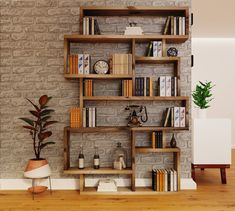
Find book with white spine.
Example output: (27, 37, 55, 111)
(153, 41, 158, 57)
(83, 54, 90, 74)
(165, 76, 171, 97)
(157, 41, 162, 57)
(78, 54, 83, 74)
(180, 107, 186, 127)
(159, 76, 166, 96)
(174, 107, 180, 127)
(173, 170, 177, 191)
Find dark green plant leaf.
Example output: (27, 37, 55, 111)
(40, 109, 54, 116)
(26, 98, 40, 112)
(43, 121, 58, 128)
(41, 116, 51, 122)
(29, 110, 39, 118)
(19, 118, 34, 126)
(39, 141, 55, 150)
(23, 125, 37, 131)
(38, 131, 52, 141)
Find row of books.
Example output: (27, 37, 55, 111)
(158, 76, 177, 97)
(111, 54, 132, 75)
(163, 16, 186, 35)
(152, 131, 165, 148)
(84, 80, 93, 96)
(68, 54, 90, 75)
(82, 107, 97, 128)
(135, 77, 153, 96)
(152, 168, 178, 192)
(83, 17, 101, 35)
(163, 107, 186, 128)
(70, 107, 81, 128)
(145, 41, 163, 57)
(121, 80, 133, 97)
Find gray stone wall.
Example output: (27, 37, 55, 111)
(0, 0, 191, 179)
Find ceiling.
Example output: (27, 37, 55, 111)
(192, 0, 235, 38)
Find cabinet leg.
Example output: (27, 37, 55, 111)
(220, 168, 227, 184)
(79, 174, 84, 192)
(191, 164, 196, 181)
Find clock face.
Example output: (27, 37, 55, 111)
(94, 60, 109, 74)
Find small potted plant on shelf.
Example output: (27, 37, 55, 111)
(192, 81, 214, 118)
(19, 95, 57, 192)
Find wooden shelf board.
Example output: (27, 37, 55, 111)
(64, 167, 133, 175)
(135, 147, 180, 153)
(81, 6, 188, 17)
(64, 34, 189, 43)
(130, 126, 189, 132)
(65, 126, 128, 133)
(135, 56, 180, 64)
(64, 74, 133, 79)
(83, 96, 189, 101)
(80, 187, 177, 195)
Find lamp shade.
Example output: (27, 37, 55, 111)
(24, 159, 51, 179)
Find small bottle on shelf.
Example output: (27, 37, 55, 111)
(93, 146, 100, 169)
(78, 145, 85, 169)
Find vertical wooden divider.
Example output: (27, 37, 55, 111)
(175, 59, 181, 96)
(64, 39, 69, 74)
(79, 78, 84, 127)
(131, 130, 136, 191)
(174, 151, 181, 190)
(64, 127, 70, 170)
(162, 39, 166, 57)
(79, 7, 84, 34)
(131, 39, 136, 96)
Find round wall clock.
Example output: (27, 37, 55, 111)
(93, 60, 109, 74)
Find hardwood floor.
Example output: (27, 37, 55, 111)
(0, 150, 234, 211)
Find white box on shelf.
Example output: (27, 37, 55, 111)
(192, 119, 231, 164)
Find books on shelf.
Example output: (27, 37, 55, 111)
(68, 54, 90, 75)
(145, 41, 162, 57)
(82, 107, 96, 128)
(135, 77, 153, 96)
(163, 107, 186, 127)
(121, 80, 133, 97)
(83, 17, 101, 35)
(70, 107, 81, 128)
(111, 54, 132, 75)
(157, 76, 177, 96)
(152, 168, 178, 192)
(83, 80, 93, 97)
(97, 179, 117, 192)
(163, 16, 186, 35)
(152, 131, 165, 148)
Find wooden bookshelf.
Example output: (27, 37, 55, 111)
(63, 5, 190, 194)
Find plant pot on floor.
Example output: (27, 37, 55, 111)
(197, 109, 207, 119)
(24, 159, 51, 179)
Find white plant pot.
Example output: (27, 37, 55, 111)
(198, 109, 207, 119)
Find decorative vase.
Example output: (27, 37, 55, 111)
(198, 109, 207, 119)
(170, 134, 177, 148)
(24, 159, 51, 179)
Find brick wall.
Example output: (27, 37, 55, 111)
(0, 0, 191, 179)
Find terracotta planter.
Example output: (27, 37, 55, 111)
(24, 159, 51, 179)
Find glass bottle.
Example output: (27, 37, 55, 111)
(93, 146, 100, 169)
(113, 142, 127, 169)
(78, 145, 85, 169)
(170, 133, 177, 148)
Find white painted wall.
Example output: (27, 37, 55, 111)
(192, 38, 235, 147)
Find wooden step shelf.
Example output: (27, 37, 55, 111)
(64, 167, 133, 175)
(65, 126, 128, 133)
(83, 96, 189, 101)
(65, 34, 189, 44)
(130, 126, 189, 132)
(135, 147, 180, 153)
(64, 74, 133, 79)
(135, 56, 180, 64)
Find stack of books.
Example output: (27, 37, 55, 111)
(152, 131, 165, 148)
(163, 107, 186, 128)
(145, 41, 163, 57)
(135, 77, 153, 96)
(152, 168, 178, 192)
(82, 107, 96, 128)
(68, 54, 90, 75)
(83, 17, 101, 35)
(83, 80, 93, 96)
(97, 179, 117, 192)
(121, 80, 133, 97)
(163, 16, 186, 35)
(111, 54, 132, 75)
(70, 107, 81, 128)
(157, 76, 177, 96)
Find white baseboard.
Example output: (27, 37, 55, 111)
(0, 178, 196, 190)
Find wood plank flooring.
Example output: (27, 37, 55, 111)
(0, 150, 234, 211)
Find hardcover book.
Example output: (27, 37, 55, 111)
(174, 107, 180, 127)
(78, 54, 84, 74)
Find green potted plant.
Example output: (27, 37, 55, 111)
(19, 95, 57, 181)
(192, 81, 214, 118)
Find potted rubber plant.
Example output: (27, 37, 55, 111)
(192, 81, 214, 118)
(19, 95, 57, 180)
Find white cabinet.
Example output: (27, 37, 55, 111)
(192, 119, 231, 165)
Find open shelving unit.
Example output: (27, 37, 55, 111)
(63, 6, 190, 194)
